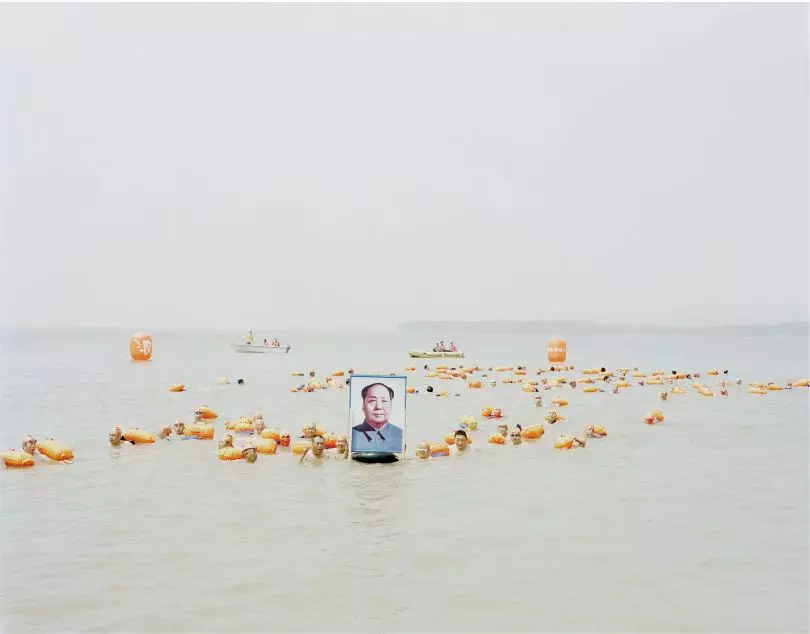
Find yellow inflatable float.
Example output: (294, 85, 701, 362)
(36, 439, 74, 461)
(185, 424, 214, 439)
(218, 447, 244, 461)
(582, 386, 598, 393)
(488, 434, 505, 445)
(168, 384, 186, 393)
(767, 384, 784, 391)
(520, 424, 545, 439)
(748, 387, 767, 395)
(551, 398, 568, 407)
(4, 450, 34, 468)
(254, 438, 277, 455)
(123, 429, 155, 444)
(553, 435, 575, 450)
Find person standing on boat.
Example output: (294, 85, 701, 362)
(247, 330, 254, 345)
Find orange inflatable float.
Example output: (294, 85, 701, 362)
(168, 384, 186, 393)
(748, 387, 767, 395)
(707, 369, 719, 376)
(429, 443, 450, 456)
(488, 434, 505, 445)
(767, 384, 784, 391)
(254, 438, 277, 455)
(443, 434, 472, 446)
(468, 380, 482, 388)
(406, 386, 416, 394)
(185, 424, 214, 439)
(261, 428, 281, 441)
(123, 429, 155, 444)
(36, 439, 74, 461)
(553, 435, 574, 450)
(218, 447, 244, 461)
(592, 425, 608, 437)
(547, 339, 567, 363)
(291, 440, 310, 455)
(332, 370, 344, 377)
(551, 399, 568, 407)
(4, 450, 34, 468)
(582, 386, 598, 393)
(197, 407, 218, 420)
(520, 424, 545, 439)
(129, 332, 153, 361)
(793, 378, 810, 387)
(226, 420, 254, 432)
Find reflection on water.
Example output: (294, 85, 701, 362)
(1, 330, 808, 632)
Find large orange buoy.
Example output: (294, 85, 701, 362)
(548, 339, 567, 364)
(130, 332, 153, 361)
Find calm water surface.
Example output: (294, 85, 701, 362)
(1, 330, 808, 633)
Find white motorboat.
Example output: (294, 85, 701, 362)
(231, 343, 291, 354)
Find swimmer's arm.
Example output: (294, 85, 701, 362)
(299, 446, 310, 463)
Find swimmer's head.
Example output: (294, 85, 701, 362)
(109, 426, 123, 446)
(303, 423, 317, 439)
(510, 428, 522, 445)
(242, 445, 258, 463)
(193, 408, 204, 422)
(173, 420, 186, 435)
(158, 425, 172, 439)
(279, 431, 291, 447)
(311, 435, 326, 456)
(659, 391, 668, 401)
(454, 429, 469, 451)
(22, 435, 37, 454)
(497, 423, 508, 437)
(253, 419, 266, 434)
(415, 441, 430, 460)
(335, 435, 348, 454)
(736, 378, 742, 385)
(218, 433, 234, 449)
(584, 424, 595, 438)
(570, 380, 577, 388)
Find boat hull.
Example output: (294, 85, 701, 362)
(231, 344, 291, 354)
(408, 349, 464, 358)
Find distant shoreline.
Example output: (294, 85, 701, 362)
(397, 321, 809, 337)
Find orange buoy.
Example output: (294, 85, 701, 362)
(488, 434, 506, 444)
(197, 407, 218, 420)
(492, 408, 503, 418)
(406, 386, 416, 394)
(129, 332, 153, 361)
(168, 384, 186, 393)
(547, 338, 567, 364)
(429, 443, 450, 456)
(481, 407, 493, 418)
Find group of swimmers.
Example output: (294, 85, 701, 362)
(432, 341, 457, 352)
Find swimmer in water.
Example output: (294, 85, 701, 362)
(415, 441, 431, 460)
(173, 420, 186, 436)
(570, 380, 577, 389)
(454, 429, 470, 452)
(240, 443, 257, 463)
(278, 431, 292, 448)
(572, 436, 586, 448)
(193, 409, 205, 424)
(659, 391, 668, 401)
(22, 435, 37, 455)
(253, 418, 266, 435)
(301, 423, 317, 439)
(109, 426, 135, 447)
(300, 435, 326, 462)
(720, 389, 728, 396)
(509, 427, 522, 445)
(158, 425, 172, 440)
(333, 435, 348, 459)
(218, 433, 234, 450)
(584, 424, 595, 439)
(497, 423, 508, 438)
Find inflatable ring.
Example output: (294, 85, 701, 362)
(36, 439, 74, 461)
(351, 452, 399, 464)
(4, 450, 34, 468)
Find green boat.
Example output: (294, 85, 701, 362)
(408, 349, 465, 359)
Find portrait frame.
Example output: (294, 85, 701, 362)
(348, 374, 408, 455)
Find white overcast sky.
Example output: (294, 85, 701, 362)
(1, 3, 807, 330)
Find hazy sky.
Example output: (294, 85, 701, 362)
(1, 3, 807, 331)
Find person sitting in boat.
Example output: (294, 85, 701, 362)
(448, 342, 457, 352)
(439, 341, 446, 352)
(272, 338, 280, 347)
(246, 330, 254, 345)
